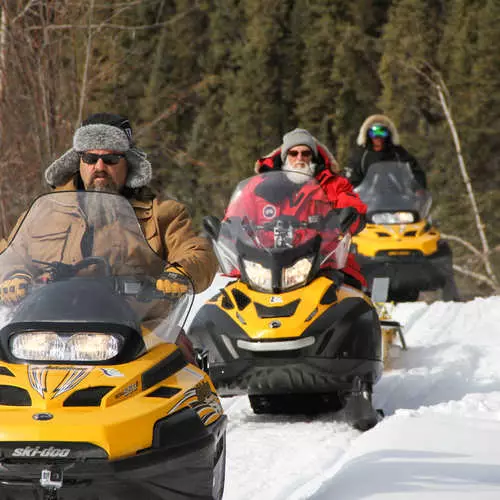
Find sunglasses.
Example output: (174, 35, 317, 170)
(288, 149, 312, 158)
(368, 125, 390, 139)
(80, 152, 125, 165)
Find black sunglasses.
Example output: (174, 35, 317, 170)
(288, 149, 312, 158)
(80, 152, 125, 165)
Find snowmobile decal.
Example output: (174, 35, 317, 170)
(28, 366, 92, 399)
(166, 384, 223, 423)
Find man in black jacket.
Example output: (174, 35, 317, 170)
(344, 114, 426, 189)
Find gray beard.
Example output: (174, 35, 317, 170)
(88, 178, 120, 194)
(282, 160, 316, 184)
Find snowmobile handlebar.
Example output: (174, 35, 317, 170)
(30, 257, 185, 303)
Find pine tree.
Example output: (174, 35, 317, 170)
(223, 0, 293, 175)
(331, 0, 391, 165)
(295, 1, 343, 144)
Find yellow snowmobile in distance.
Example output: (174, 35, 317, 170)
(352, 161, 459, 302)
(0, 191, 226, 500)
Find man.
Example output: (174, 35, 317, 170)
(344, 114, 427, 189)
(246, 128, 368, 289)
(0, 112, 217, 304)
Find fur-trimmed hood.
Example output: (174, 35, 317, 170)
(356, 114, 400, 146)
(255, 138, 340, 174)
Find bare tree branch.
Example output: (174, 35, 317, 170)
(11, 0, 39, 24)
(397, 58, 498, 287)
(440, 233, 483, 260)
(76, 0, 95, 126)
(25, 8, 199, 32)
(452, 264, 497, 291)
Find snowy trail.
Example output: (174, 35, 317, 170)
(222, 396, 360, 500)
(216, 296, 500, 499)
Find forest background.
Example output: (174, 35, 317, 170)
(1, 0, 499, 297)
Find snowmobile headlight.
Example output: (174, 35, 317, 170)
(10, 332, 123, 362)
(243, 259, 272, 292)
(282, 257, 313, 290)
(371, 212, 415, 225)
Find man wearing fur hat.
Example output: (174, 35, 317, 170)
(344, 114, 426, 189)
(234, 128, 368, 289)
(0, 112, 217, 304)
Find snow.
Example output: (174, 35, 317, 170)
(188, 279, 500, 499)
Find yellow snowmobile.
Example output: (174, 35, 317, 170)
(0, 192, 226, 500)
(352, 161, 459, 302)
(189, 171, 384, 431)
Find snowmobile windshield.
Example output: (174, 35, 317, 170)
(215, 171, 351, 292)
(355, 161, 432, 223)
(0, 191, 194, 359)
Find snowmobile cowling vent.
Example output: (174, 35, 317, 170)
(231, 289, 251, 310)
(147, 386, 182, 398)
(254, 300, 300, 318)
(0, 385, 32, 406)
(63, 386, 114, 407)
(142, 350, 187, 391)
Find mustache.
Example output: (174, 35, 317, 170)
(91, 172, 110, 181)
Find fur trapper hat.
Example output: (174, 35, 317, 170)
(356, 114, 400, 146)
(45, 113, 152, 188)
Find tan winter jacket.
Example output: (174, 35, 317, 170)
(2, 179, 217, 293)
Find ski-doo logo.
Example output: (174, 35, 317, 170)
(12, 446, 71, 458)
(263, 205, 276, 219)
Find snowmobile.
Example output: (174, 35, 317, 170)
(352, 161, 459, 302)
(0, 191, 226, 500)
(188, 171, 384, 431)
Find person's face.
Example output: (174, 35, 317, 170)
(371, 137, 385, 152)
(79, 149, 128, 193)
(286, 146, 313, 170)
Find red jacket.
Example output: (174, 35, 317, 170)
(252, 145, 367, 287)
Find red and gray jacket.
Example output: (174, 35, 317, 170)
(245, 145, 368, 287)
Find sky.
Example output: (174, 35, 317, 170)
(188, 278, 500, 499)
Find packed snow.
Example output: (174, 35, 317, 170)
(189, 277, 500, 499)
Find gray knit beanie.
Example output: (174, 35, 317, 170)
(45, 113, 152, 188)
(280, 128, 318, 162)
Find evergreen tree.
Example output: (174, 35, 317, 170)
(331, 0, 391, 165)
(295, 1, 344, 144)
(223, 0, 293, 175)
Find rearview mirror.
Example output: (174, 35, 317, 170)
(371, 277, 390, 303)
(202, 215, 221, 241)
(338, 207, 359, 233)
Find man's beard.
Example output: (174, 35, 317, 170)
(84, 176, 122, 230)
(282, 159, 316, 184)
(87, 173, 120, 194)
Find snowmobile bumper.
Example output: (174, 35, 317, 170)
(357, 240, 453, 292)
(0, 409, 227, 500)
(211, 357, 383, 396)
(190, 298, 383, 397)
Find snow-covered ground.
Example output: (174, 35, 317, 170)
(188, 278, 500, 499)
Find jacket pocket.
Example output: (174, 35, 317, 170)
(29, 228, 71, 262)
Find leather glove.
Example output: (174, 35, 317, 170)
(156, 265, 191, 297)
(0, 272, 31, 305)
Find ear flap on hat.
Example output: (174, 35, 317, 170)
(124, 147, 152, 188)
(44, 149, 81, 187)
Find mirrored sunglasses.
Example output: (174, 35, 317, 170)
(368, 125, 390, 139)
(80, 152, 125, 165)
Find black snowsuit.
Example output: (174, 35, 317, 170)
(345, 143, 427, 189)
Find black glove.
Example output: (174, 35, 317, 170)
(0, 272, 31, 305)
(156, 265, 191, 297)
